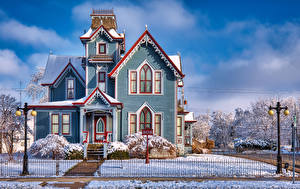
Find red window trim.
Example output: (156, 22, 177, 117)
(51, 114, 59, 135)
(98, 43, 106, 54)
(154, 114, 161, 136)
(139, 65, 152, 94)
(129, 114, 137, 134)
(154, 71, 162, 94)
(130, 71, 137, 94)
(177, 117, 182, 136)
(139, 107, 152, 130)
(67, 79, 74, 99)
(62, 114, 70, 135)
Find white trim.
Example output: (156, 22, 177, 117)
(96, 42, 107, 55)
(111, 33, 181, 78)
(154, 113, 163, 136)
(127, 112, 137, 135)
(90, 27, 114, 42)
(53, 65, 85, 88)
(128, 59, 164, 95)
(85, 44, 89, 96)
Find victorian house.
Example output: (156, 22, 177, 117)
(30, 9, 196, 154)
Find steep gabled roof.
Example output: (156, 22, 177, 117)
(80, 25, 124, 41)
(73, 87, 122, 108)
(41, 55, 85, 86)
(108, 30, 185, 78)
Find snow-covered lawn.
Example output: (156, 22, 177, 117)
(0, 159, 81, 177)
(98, 154, 294, 178)
(86, 180, 300, 189)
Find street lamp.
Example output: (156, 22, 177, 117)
(15, 102, 37, 175)
(268, 101, 289, 174)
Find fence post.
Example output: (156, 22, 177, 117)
(56, 160, 59, 176)
(103, 143, 107, 159)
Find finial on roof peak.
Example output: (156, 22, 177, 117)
(145, 24, 148, 31)
(68, 58, 71, 63)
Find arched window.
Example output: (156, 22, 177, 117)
(96, 118, 104, 133)
(140, 107, 152, 130)
(140, 65, 152, 93)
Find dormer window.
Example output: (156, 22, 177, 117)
(67, 79, 74, 99)
(98, 43, 106, 54)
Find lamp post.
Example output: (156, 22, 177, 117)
(15, 102, 37, 175)
(268, 101, 289, 174)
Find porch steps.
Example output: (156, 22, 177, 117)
(64, 160, 104, 176)
(87, 144, 105, 160)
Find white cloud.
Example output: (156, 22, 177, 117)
(0, 20, 71, 49)
(183, 21, 300, 114)
(72, 0, 198, 46)
(27, 53, 49, 68)
(0, 49, 29, 78)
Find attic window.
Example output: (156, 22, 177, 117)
(98, 43, 106, 54)
(67, 79, 75, 99)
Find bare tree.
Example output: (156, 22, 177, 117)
(193, 112, 211, 140)
(26, 67, 48, 103)
(0, 94, 24, 159)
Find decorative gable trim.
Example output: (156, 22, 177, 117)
(108, 30, 185, 78)
(41, 62, 85, 87)
(80, 25, 124, 41)
(73, 87, 123, 108)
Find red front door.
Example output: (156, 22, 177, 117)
(94, 116, 107, 143)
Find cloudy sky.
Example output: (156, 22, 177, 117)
(1, 0, 300, 114)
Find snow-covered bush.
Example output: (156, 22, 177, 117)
(107, 142, 128, 154)
(107, 142, 129, 160)
(124, 132, 176, 158)
(29, 134, 69, 159)
(234, 138, 276, 152)
(64, 143, 83, 160)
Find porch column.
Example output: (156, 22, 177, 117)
(79, 108, 84, 142)
(112, 108, 117, 142)
(189, 124, 193, 145)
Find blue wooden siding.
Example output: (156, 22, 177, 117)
(50, 70, 85, 102)
(117, 43, 176, 143)
(35, 110, 80, 143)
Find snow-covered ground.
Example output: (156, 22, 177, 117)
(86, 180, 300, 189)
(98, 154, 294, 178)
(0, 159, 81, 177)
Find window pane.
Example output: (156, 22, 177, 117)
(53, 124, 58, 134)
(146, 81, 152, 92)
(99, 44, 106, 53)
(146, 111, 151, 123)
(155, 72, 161, 80)
(155, 81, 161, 93)
(63, 125, 69, 134)
(177, 117, 182, 136)
(140, 69, 145, 80)
(140, 81, 145, 92)
(140, 124, 144, 130)
(146, 69, 151, 80)
(52, 115, 58, 124)
(140, 112, 145, 123)
(99, 73, 105, 82)
(97, 119, 104, 133)
(68, 80, 74, 88)
(146, 124, 151, 129)
(131, 72, 136, 80)
(63, 115, 69, 124)
(68, 90, 74, 99)
(131, 82, 136, 93)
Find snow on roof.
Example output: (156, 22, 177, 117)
(102, 91, 121, 103)
(185, 112, 196, 122)
(109, 29, 124, 38)
(168, 55, 182, 72)
(41, 55, 85, 85)
(80, 27, 124, 39)
(31, 100, 77, 106)
(80, 28, 93, 38)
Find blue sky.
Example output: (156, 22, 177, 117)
(1, 0, 300, 114)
